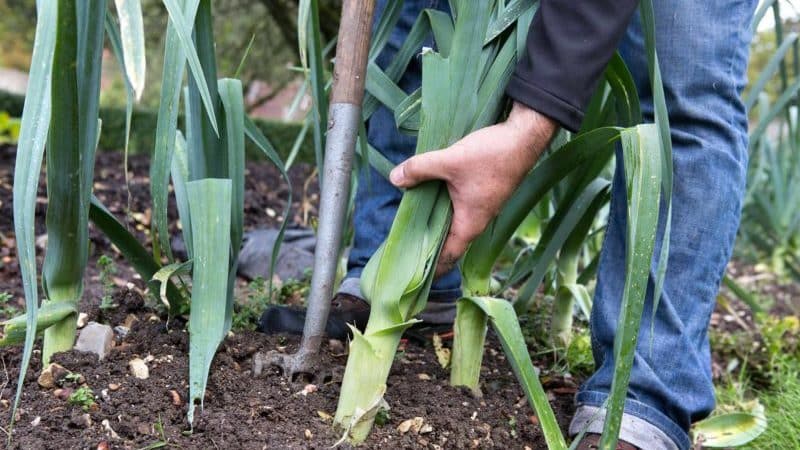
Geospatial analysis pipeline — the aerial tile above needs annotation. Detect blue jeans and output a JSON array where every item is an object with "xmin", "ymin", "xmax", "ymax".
[
  {"xmin": 344, "ymin": 1, "xmax": 756, "ymax": 449},
  {"xmin": 573, "ymin": 1, "xmax": 757, "ymax": 449}
]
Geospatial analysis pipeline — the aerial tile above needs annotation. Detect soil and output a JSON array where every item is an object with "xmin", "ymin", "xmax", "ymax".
[
  {"xmin": 3, "ymin": 296, "xmax": 575, "ymax": 449},
  {"xmin": 1, "ymin": 144, "xmax": 798, "ymax": 449},
  {"xmin": 0, "ymin": 145, "xmax": 574, "ymax": 449}
]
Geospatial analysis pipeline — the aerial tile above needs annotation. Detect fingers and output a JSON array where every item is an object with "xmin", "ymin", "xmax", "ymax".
[
  {"xmin": 389, "ymin": 149, "xmax": 452, "ymax": 189},
  {"xmin": 434, "ymin": 211, "xmax": 484, "ymax": 278}
]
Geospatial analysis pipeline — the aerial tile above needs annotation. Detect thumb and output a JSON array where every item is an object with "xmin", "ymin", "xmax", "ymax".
[{"xmin": 389, "ymin": 149, "xmax": 450, "ymax": 188}]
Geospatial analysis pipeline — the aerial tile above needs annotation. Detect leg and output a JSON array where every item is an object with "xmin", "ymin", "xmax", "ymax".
[
  {"xmin": 340, "ymin": 0, "xmax": 461, "ymax": 323},
  {"xmin": 571, "ymin": 1, "xmax": 757, "ymax": 449}
]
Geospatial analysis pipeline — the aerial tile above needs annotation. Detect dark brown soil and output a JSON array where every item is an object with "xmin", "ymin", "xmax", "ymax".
[
  {"xmin": 2, "ymin": 290, "xmax": 575, "ymax": 449},
  {"xmin": 0, "ymin": 145, "xmax": 574, "ymax": 449},
  {"xmin": 2, "ymin": 143, "xmax": 798, "ymax": 449}
]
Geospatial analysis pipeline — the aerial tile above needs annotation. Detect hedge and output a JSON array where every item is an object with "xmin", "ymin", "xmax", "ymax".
[{"xmin": 0, "ymin": 89, "xmax": 314, "ymax": 163}]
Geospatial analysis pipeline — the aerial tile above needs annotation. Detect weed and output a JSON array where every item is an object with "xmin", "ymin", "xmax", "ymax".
[
  {"xmin": 98, "ymin": 255, "xmax": 118, "ymax": 310},
  {"xmin": 63, "ymin": 372, "xmax": 83, "ymax": 384},
  {"xmin": 231, "ymin": 277, "xmax": 271, "ymax": 331},
  {"xmin": 374, "ymin": 408, "xmax": 390, "ymax": 427},
  {"xmin": 711, "ymin": 313, "xmax": 800, "ymax": 387},
  {"xmin": 231, "ymin": 274, "xmax": 312, "ymax": 331},
  {"xmin": 67, "ymin": 386, "xmax": 96, "ymax": 411},
  {"xmin": 0, "ymin": 291, "xmax": 19, "ymax": 318},
  {"xmin": 508, "ymin": 415, "xmax": 518, "ymax": 438}
]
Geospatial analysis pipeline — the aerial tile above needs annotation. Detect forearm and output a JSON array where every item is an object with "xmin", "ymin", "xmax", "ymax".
[{"xmin": 507, "ymin": 0, "xmax": 640, "ymax": 132}]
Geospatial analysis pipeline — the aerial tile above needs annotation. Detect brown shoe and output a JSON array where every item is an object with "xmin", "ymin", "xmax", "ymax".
[{"xmin": 574, "ymin": 433, "xmax": 639, "ymax": 450}]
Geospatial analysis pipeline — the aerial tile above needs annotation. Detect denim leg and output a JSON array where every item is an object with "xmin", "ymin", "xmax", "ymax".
[
  {"xmin": 571, "ymin": 1, "xmax": 757, "ymax": 449},
  {"xmin": 341, "ymin": 0, "xmax": 462, "ymax": 316}
]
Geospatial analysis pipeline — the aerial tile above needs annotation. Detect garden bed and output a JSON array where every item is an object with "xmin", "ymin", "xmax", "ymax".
[{"xmin": 0, "ymin": 144, "xmax": 798, "ymax": 449}]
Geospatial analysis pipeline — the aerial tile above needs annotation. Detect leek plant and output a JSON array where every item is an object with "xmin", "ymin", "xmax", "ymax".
[
  {"xmin": 737, "ymin": 2, "xmax": 800, "ymax": 282},
  {"xmin": 148, "ymin": 0, "xmax": 290, "ymax": 425},
  {"xmin": 6, "ymin": 0, "xmax": 289, "ymax": 431},
  {"xmin": 6, "ymin": 1, "xmax": 129, "ymax": 431},
  {"xmin": 325, "ymin": 1, "xmax": 675, "ymax": 448}
]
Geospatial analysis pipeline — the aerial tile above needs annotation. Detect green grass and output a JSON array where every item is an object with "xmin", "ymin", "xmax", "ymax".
[
  {"xmin": 709, "ymin": 309, "xmax": 800, "ymax": 449},
  {"xmin": 744, "ymin": 373, "xmax": 800, "ymax": 450}
]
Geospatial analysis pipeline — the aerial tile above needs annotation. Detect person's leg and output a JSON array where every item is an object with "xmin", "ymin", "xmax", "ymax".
[
  {"xmin": 570, "ymin": 1, "xmax": 757, "ymax": 449},
  {"xmin": 339, "ymin": 0, "xmax": 460, "ymax": 323}
]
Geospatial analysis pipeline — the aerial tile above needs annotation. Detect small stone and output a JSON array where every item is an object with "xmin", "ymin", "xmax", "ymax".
[
  {"xmin": 304, "ymin": 429, "xmax": 312, "ymax": 440},
  {"xmin": 168, "ymin": 390, "xmax": 182, "ymax": 406},
  {"xmin": 420, "ymin": 424, "xmax": 433, "ymax": 434},
  {"xmin": 328, "ymin": 339, "xmax": 345, "ymax": 354},
  {"xmin": 70, "ymin": 413, "xmax": 92, "ymax": 428},
  {"xmin": 101, "ymin": 419, "xmax": 120, "ymax": 440},
  {"xmin": 54, "ymin": 388, "xmax": 73, "ymax": 400},
  {"xmin": 108, "ymin": 383, "xmax": 120, "ymax": 391},
  {"xmin": 296, "ymin": 384, "xmax": 317, "ymax": 396},
  {"xmin": 76, "ymin": 313, "xmax": 89, "ymax": 328},
  {"xmin": 398, "ymin": 417, "xmax": 425, "ymax": 434},
  {"xmin": 97, "ymin": 441, "xmax": 110, "ymax": 450},
  {"xmin": 74, "ymin": 322, "xmax": 114, "ymax": 360},
  {"xmin": 100, "ymin": 389, "xmax": 110, "ymax": 402},
  {"xmin": 123, "ymin": 314, "xmax": 139, "ymax": 329},
  {"xmin": 30, "ymin": 416, "xmax": 41, "ymax": 427},
  {"xmin": 129, "ymin": 358, "xmax": 149, "ymax": 379},
  {"xmin": 137, "ymin": 423, "xmax": 151, "ymax": 435},
  {"xmin": 417, "ymin": 373, "xmax": 431, "ymax": 380},
  {"xmin": 529, "ymin": 415, "xmax": 539, "ymax": 426},
  {"xmin": 113, "ymin": 326, "xmax": 130, "ymax": 338},
  {"xmin": 38, "ymin": 363, "xmax": 70, "ymax": 389}
]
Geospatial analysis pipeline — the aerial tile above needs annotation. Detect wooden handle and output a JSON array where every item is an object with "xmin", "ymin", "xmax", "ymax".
[{"xmin": 331, "ymin": 0, "xmax": 376, "ymax": 105}]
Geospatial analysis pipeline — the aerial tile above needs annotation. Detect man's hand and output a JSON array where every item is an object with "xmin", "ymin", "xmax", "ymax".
[{"xmin": 389, "ymin": 102, "xmax": 558, "ymax": 276}]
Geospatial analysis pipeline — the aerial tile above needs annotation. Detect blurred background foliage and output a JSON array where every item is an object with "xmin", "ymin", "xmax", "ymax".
[{"xmin": 0, "ymin": 0, "xmax": 342, "ymax": 112}]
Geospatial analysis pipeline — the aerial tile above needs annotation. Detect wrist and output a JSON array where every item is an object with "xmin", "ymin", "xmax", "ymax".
[{"xmin": 506, "ymin": 101, "xmax": 558, "ymax": 160}]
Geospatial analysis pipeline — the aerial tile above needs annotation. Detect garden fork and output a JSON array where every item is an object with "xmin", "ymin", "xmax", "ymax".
[{"xmin": 254, "ymin": 0, "xmax": 376, "ymax": 379}]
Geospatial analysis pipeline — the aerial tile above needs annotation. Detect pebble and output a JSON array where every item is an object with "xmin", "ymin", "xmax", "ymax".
[
  {"xmin": 30, "ymin": 416, "xmax": 41, "ymax": 427},
  {"xmin": 129, "ymin": 358, "xmax": 149, "ymax": 379},
  {"xmin": 101, "ymin": 419, "xmax": 120, "ymax": 439},
  {"xmin": 70, "ymin": 413, "xmax": 92, "ymax": 428},
  {"xmin": 100, "ymin": 389, "xmax": 110, "ymax": 402},
  {"xmin": 74, "ymin": 322, "xmax": 114, "ymax": 360},
  {"xmin": 76, "ymin": 313, "xmax": 89, "ymax": 328},
  {"xmin": 398, "ymin": 417, "xmax": 425, "ymax": 434},
  {"xmin": 417, "ymin": 373, "xmax": 431, "ymax": 380},
  {"xmin": 328, "ymin": 339, "xmax": 345, "ymax": 354},
  {"xmin": 296, "ymin": 384, "xmax": 317, "ymax": 396},
  {"xmin": 54, "ymin": 388, "xmax": 73, "ymax": 400},
  {"xmin": 168, "ymin": 390, "xmax": 182, "ymax": 406},
  {"xmin": 108, "ymin": 383, "xmax": 120, "ymax": 391},
  {"xmin": 113, "ymin": 326, "xmax": 130, "ymax": 338},
  {"xmin": 304, "ymin": 429, "xmax": 312, "ymax": 440},
  {"xmin": 123, "ymin": 314, "xmax": 139, "ymax": 329},
  {"xmin": 97, "ymin": 442, "xmax": 110, "ymax": 450},
  {"xmin": 38, "ymin": 363, "xmax": 70, "ymax": 389}
]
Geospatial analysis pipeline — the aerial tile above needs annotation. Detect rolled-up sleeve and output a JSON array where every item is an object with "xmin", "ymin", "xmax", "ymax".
[{"xmin": 506, "ymin": 0, "xmax": 640, "ymax": 132}]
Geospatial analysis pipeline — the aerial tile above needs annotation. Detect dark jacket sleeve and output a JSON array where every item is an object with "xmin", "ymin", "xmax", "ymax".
[{"xmin": 506, "ymin": 1, "xmax": 640, "ymax": 132}]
